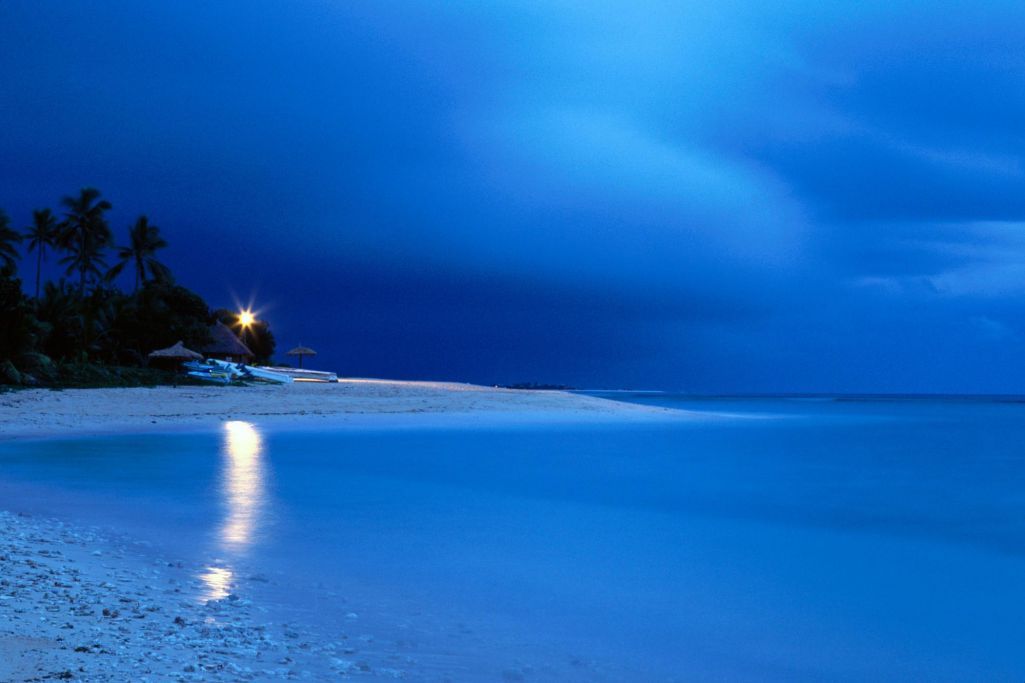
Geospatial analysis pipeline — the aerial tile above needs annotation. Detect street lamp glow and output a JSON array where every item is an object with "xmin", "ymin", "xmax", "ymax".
[{"xmin": 239, "ymin": 310, "xmax": 255, "ymax": 327}]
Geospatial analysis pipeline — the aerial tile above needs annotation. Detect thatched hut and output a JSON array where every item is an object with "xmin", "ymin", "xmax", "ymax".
[
  {"xmin": 148, "ymin": 341, "xmax": 203, "ymax": 361},
  {"xmin": 202, "ymin": 320, "xmax": 254, "ymax": 362}
]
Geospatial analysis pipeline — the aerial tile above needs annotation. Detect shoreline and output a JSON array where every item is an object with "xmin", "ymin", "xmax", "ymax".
[
  {"xmin": 0, "ymin": 379, "xmax": 683, "ymax": 441},
  {"xmin": 0, "ymin": 380, "xmax": 683, "ymax": 682}
]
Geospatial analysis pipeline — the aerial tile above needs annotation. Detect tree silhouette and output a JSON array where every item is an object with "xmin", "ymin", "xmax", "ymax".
[
  {"xmin": 0, "ymin": 209, "xmax": 22, "ymax": 275},
  {"xmin": 58, "ymin": 188, "xmax": 113, "ymax": 294},
  {"xmin": 107, "ymin": 215, "xmax": 171, "ymax": 292},
  {"xmin": 24, "ymin": 208, "xmax": 59, "ymax": 299}
]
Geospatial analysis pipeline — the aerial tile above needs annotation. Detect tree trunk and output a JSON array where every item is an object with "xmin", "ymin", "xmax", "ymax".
[
  {"xmin": 35, "ymin": 246, "xmax": 42, "ymax": 299},
  {"xmin": 78, "ymin": 233, "xmax": 86, "ymax": 295}
]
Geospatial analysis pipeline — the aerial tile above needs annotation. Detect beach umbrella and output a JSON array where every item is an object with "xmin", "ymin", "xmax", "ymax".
[
  {"xmin": 148, "ymin": 340, "xmax": 203, "ymax": 361},
  {"xmin": 286, "ymin": 344, "xmax": 317, "ymax": 369}
]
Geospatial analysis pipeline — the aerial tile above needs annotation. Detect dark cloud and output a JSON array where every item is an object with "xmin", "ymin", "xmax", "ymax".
[{"xmin": 3, "ymin": 1, "xmax": 1025, "ymax": 391}]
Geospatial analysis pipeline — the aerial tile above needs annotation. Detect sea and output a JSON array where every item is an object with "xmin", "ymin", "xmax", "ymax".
[{"xmin": 1, "ymin": 394, "xmax": 1024, "ymax": 681}]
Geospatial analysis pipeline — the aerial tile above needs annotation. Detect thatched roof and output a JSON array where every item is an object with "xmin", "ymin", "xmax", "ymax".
[
  {"xmin": 148, "ymin": 341, "xmax": 203, "ymax": 360},
  {"xmin": 286, "ymin": 345, "xmax": 317, "ymax": 356},
  {"xmin": 203, "ymin": 321, "xmax": 254, "ymax": 358}
]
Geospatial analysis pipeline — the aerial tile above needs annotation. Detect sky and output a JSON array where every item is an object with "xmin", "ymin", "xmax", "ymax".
[{"xmin": 3, "ymin": 1, "xmax": 1025, "ymax": 392}]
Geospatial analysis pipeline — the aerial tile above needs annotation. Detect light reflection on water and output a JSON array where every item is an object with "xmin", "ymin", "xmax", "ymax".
[
  {"xmin": 221, "ymin": 421, "xmax": 265, "ymax": 548},
  {"xmin": 200, "ymin": 420, "xmax": 266, "ymax": 601},
  {"xmin": 199, "ymin": 565, "xmax": 233, "ymax": 601}
]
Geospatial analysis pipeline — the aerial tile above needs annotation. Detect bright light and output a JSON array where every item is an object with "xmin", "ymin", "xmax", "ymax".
[{"xmin": 238, "ymin": 310, "xmax": 255, "ymax": 327}]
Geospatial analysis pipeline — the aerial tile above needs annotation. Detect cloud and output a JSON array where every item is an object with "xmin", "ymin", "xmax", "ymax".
[
  {"xmin": 970, "ymin": 316, "xmax": 1019, "ymax": 343},
  {"xmin": 4, "ymin": 0, "xmax": 1025, "ymax": 390}
]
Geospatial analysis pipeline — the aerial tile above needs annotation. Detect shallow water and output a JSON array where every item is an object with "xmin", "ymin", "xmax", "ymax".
[{"xmin": 2, "ymin": 398, "xmax": 1025, "ymax": 681}]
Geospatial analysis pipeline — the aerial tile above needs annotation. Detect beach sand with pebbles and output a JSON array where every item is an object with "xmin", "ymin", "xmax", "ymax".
[
  {"xmin": 0, "ymin": 382, "xmax": 680, "ymax": 682},
  {"xmin": 0, "ymin": 509, "xmax": 400, "ymax": 682}
]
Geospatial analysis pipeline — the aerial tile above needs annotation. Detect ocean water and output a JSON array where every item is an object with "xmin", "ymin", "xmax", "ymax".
[{"xmin": 2, "ymin": 396, "xmax": 1025, "ymax": 681}]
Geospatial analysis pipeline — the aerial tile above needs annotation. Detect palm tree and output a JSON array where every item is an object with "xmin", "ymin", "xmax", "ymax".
[
  {"xmin": 0, "ymin": 209, "xmax": 22, "ymax": 275},
  {"xmin": 60, "ymin": 236, "xmax": 109, "ymax": 291},
  {"xmin": 58, "ymin": 188, "xmax": 113, "ymax": 294},
  {"xmin": 24, "ymin": 208, "xmax": 59, "ymax": 299},
  {"xmin": 36, "ymin": 279, "xmax": 84, "ymax": 360},
  {"xmin": 107, "ymin": 215, "xmax": 170, "ymax": 293}
]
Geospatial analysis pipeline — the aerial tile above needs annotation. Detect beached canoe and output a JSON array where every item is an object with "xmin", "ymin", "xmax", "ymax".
[
  {"xmin": 186, "ymin": 370, "xmax": 232, "ymax": 384},
  {"xmin": 183, "ymin": 360, "xmax": 226, "ymax": 374},
  {"xmin": 183, "ymin": 360, "xmax": 236, "ymax": 383},
  {"xmin": 208, "ymin": 359, "xmax": 293, "ymax": 384},
  {"xmin": 261, "ymin": 366, "xmax": 338, "ymax": 382}
]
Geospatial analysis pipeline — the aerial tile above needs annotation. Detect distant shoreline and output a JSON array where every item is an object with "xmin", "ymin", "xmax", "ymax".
[
  {"xmin": 581, "ymin": 390, "xmax": 1025, "ymax": 401},
  {"xmin": 0, "ymin": 379, "xmax": 680, "ymax": 441}
]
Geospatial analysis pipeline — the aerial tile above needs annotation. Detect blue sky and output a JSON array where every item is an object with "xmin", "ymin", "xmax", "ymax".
[{"xmin": 3, "ymin": 1, "xmax": 1025, "ymax": 391}]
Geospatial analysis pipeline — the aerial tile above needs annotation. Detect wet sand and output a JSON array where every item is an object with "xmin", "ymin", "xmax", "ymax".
[{"xmin": 0, "ymin": 509, "xmax": 377, "ymax": 682}]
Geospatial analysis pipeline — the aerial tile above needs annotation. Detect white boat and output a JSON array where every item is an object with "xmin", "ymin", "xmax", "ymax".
[
  {"xmin": 187, "ymin": 370, "xmax": 232, "ymax": 384},
  {"xmin": 183, "ymin": 361, "xmax": 235, "ymax": 384},
  {"xmin": 205, "ymin": 359, "xmax": 246, "ymax": 378},
  {"xmin": 246, "ymin": 365, "xmax": 293, "ymax": 384},
  {"xmin": 208, "ymin": 359, "xmax": 292, "ymax": 384},
  {"xmin": 262, "ymin": 366, "xmax": 338, "ymax": 382}
]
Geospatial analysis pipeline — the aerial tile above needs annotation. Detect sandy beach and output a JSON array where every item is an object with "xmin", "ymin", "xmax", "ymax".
[
  {"xmin": 0, "ymin": 382, "xmax": 680, "ymax": 682},
  {"xmin": 4, "ymin": 392, "xmax": 1025, "ymax": 680},
  {"xmin": 0, "ymin": 380, "xmax": 673, "ymax": 441}
]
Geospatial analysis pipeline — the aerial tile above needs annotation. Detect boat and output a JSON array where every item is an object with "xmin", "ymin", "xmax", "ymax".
[
  {"xmin": 208, "ymin": 359, "xmax": 292, "ymax": 384},
  {"xmin": 182, "ymin": 360, "xmax": 235, "ymax": 384},
  {"xmin": 203, "ymin": 359, "xmax": 246, "ymax": 379},
  {"xmin": 183, "ymin": 360, "xmax": 220, "ymax": 373},
  {"xmin": 245, "ymin": 365, "xmax": 293, "ymax": 384},
  {"xmin": 187, "ymin": 370, "xmax": 232, "ymax": 384},
  {"xmin": 262, "ymin": 366, "xmax": 338, "ymax": 382}
]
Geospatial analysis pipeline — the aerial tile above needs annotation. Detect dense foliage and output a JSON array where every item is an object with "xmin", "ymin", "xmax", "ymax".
[{"xmin": 0, "ymin": 188, "xmax": 276, "ymax": 386}]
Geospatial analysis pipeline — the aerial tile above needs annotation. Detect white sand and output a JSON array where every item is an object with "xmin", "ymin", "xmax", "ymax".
[
  {"xmin": 0, "ymin": 381, "xmax": 679, "ymax": 681},
  {"xmin": 0, "ymin": 379, "xmax": 675, "ymax": 440}
]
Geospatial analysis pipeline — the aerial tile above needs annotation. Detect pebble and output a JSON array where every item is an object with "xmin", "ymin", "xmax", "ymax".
[{"xmin": 0, "ymin": 509, "xmax": 404, "ymax": 681}]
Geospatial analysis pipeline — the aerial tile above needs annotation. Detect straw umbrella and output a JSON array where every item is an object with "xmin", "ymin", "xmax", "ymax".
[
  {"xmin": 286, "ymin": 344, "xmax": 317, "ymax": 369},
  {"xmin": 148, "ymin": 340, "xmax": 203, "ymax": 361}
]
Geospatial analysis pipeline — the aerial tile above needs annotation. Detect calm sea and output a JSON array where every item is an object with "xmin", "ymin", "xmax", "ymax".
[{"xmin": 2, "ymin": 395, "xmax": 1024, "ymax": 681}]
